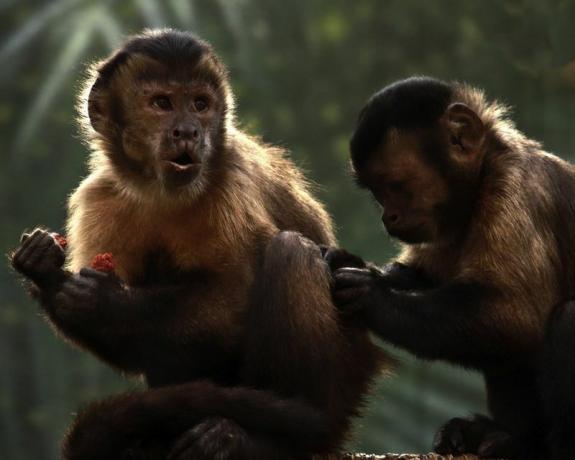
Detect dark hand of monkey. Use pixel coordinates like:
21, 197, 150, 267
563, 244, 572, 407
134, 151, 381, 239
331, 267, 386, 315
433, 415, 517, 458
11, 228, 66, 289
168, 417, 291, 460
321, 246, 367, 271
331, 262, 429, 314
11, 228, 127, 320
52, 268, 127, 317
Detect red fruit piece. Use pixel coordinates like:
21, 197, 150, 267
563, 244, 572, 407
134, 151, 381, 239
52, 233, 68, 249
91, 253, 115, 272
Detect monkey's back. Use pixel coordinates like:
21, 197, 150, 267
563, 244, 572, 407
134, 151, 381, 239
523, 149, 575, 299
398, 145, 575, 366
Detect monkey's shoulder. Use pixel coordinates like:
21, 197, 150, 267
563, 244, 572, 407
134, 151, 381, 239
227, 132, 335, 245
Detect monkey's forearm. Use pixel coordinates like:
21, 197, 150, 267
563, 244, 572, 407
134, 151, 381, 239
41, 277, 235, 371
364, 279, 507, 362
65, 381, 331, 459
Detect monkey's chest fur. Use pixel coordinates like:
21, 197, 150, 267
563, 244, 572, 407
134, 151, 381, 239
69, 198, 260, 386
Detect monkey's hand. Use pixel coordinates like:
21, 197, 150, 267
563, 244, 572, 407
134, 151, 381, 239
434, 415, 517, 458
168, 417, 290, 460
11, 228, 66, 289
321, 246, 367, 271
52, 268, 128, 318
331, 267, 386, 315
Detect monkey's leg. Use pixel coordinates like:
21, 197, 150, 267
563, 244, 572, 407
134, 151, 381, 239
239, 232, 380, 453
168, 232, 347, 459
170, 232, 381, 460
434, 367, 545, 459
541, 300, 575, 460
64, 381, 329, 460
482, 368, 546, 459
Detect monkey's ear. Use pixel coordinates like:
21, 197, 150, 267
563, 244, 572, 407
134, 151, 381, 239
444, 103, 485, 157
86, 52, 130, 135
87, 86, 108, 135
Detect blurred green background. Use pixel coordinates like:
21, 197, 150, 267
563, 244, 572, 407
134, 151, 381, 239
1, 0, 575, 458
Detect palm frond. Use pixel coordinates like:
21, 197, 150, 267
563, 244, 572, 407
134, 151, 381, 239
133, 0, 167, 28
168, 0, 198, 29
0, 0, 83, 61
14, 13, 98, 152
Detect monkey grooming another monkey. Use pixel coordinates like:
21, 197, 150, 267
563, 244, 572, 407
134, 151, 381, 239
326, 76, 575, 459
11, 29, 385, 459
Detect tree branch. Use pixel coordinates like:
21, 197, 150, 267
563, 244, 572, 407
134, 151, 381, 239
335, 454, 485, 459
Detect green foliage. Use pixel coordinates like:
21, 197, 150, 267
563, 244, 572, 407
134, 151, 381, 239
1, 0, 574, 458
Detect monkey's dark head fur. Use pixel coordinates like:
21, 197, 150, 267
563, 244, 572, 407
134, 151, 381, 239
350, 77, 453, 172
349, 76, 524, 244
79, 29, 235, 199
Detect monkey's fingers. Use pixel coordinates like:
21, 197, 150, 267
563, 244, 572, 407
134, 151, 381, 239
12, 229, 60, 279
18, 227, 51, 246
79, 267, 112, 280
168, 426, 211, 460
333, 286, 368, 301
332, 267, 372, 287
433, 419, 467, 455
323, 248, 366, 271
14, 229, 46, 263
168, 417, 231, 460
79, 268, 123, 292
57, 276, 96, 304
477, 431, 516, 458
440, 436, 466, 456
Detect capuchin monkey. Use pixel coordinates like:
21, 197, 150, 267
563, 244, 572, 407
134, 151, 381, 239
325, 76, 575, 460
11, 29, 386, 460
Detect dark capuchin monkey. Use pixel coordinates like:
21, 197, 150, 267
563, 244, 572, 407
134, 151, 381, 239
324, 76, 575, 460
10, 29, 386, 460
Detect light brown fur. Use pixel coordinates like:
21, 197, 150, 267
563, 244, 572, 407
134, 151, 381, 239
66, 125, 335, 350
12, 30, 385, 459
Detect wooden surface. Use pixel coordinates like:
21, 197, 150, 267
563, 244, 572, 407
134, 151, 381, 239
336, 454, 484, 459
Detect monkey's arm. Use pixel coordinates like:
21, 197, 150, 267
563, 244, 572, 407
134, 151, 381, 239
31, 270, 234, 372
323, 247, 434, 291
332, 267, 522, 363
11, 229, 239, 372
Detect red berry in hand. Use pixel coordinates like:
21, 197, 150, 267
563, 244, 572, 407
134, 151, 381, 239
52, 233, 68, 249
91, 253, 115, 272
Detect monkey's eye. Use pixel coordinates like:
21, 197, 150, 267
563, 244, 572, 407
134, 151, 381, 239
193, 97, 209, 112
151, 95, 172, 111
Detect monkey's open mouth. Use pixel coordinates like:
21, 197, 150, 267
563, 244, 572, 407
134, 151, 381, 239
171, 152, 194, 166
163, 152, 200, 171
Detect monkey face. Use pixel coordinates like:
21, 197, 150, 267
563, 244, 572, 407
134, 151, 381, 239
350, 77, 489, 244
356, 129, 450, 244
83, 31, 232, 196
120, 78, 223, 189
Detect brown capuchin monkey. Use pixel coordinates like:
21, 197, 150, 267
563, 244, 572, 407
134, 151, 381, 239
10, 29, 386, 460
324, 76, 575, 460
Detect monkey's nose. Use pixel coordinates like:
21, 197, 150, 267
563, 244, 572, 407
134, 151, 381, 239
172, 127, 199, 141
